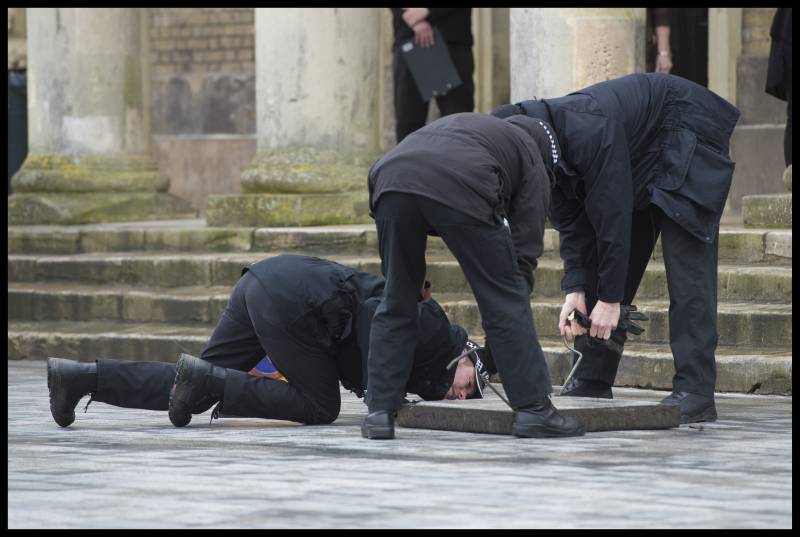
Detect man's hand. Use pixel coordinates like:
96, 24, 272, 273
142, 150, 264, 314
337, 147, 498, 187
589, 300, 620, 340
559, 291, 588, 339
411, 20, 434, 48
402, 7, 430, 28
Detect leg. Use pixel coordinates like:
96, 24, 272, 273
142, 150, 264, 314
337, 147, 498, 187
419, 198, 550, 407
365, 193, 429, 412
784, 49, 792, 166
393, 47, 429, 143
569, 208, 662, 388
94, 359, 177, 410
435, 44, 475, 117
659, 210, 718, 398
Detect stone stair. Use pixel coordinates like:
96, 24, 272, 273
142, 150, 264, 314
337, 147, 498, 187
7, 219, 792, 395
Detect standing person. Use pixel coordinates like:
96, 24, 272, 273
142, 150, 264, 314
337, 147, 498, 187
766, 7, 792, 167
493, 72, 740, 423
390, 8, 474, 143
362, 111, 586, 440
46, 255, 481, 429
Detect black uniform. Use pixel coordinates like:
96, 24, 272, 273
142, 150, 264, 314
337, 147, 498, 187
766, 7, 792, 166
499, 73, 741, 398
390, 8, 474, 143
91, 255, 465, 425
366, 112, 554, 412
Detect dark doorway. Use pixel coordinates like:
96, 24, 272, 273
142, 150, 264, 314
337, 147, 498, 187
646, 8, 709, 87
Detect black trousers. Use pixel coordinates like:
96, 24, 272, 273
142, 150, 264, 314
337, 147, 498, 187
92, 271, 344, 425
784, 50, 792, 166
365, 192, 552, 412
572, 205, 719, 398
393, 44, 474, 143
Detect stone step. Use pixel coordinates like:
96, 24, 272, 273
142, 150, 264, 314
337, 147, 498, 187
7, 220, 792, 264
8, 284, 793, 349
8, 253, 793, 303
743, 193, 792, 228
7, 321, 791, 395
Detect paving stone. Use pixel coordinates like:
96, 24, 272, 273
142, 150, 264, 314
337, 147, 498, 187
397, 388, 681, 434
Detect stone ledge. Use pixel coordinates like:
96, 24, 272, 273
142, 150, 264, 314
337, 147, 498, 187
743, 193, 792, 228
206, 192, 372, 227
397, 391, 680, 434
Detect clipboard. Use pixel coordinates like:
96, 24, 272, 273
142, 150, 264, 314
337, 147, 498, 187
400, 27, 463, 102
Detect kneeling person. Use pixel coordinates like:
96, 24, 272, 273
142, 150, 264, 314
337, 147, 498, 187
46, 254, 480, 429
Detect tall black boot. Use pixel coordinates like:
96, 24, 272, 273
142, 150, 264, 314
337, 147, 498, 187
168, 354, 226, 427
47, 357, 98, 427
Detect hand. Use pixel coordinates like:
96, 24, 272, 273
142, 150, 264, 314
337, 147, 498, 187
655, 54, 672, 73
559, 291, 588, 339
412, 20, 434, 48
402, 7, 430, 28
589, 301, 620, 340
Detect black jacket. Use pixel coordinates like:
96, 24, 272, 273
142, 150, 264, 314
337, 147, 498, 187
513, 73, 740, 302
766, 8, 792, 101
243, 254, 460, 400
368, 112, 553, 293
390, 8, 473, 48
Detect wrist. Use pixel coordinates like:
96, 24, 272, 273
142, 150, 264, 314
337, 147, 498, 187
657, 50, 671, 57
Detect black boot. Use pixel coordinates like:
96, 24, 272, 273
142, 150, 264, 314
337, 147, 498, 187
561, 377, 613, 399
660, 391, 717, 424
168, 354, 226, 427
361, 410, 395, 440
47, 357, 97, 427
512, 397, 586, 438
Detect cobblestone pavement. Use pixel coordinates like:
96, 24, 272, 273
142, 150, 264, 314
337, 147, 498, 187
8, 360, 792, 528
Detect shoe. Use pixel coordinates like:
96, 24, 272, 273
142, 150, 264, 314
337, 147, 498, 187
561, 377, 613, 398
660, 391, 717, 424
168, 354, 225, 427
361, 410, 395, 439
512, 397, 586, 438
47, 357, 97, 427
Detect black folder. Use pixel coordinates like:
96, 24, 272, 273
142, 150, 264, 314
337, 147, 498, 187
400, 27, 463, 102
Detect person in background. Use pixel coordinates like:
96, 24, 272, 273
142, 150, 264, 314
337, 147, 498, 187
390, 8, 474, 143
765, 7, 792, 167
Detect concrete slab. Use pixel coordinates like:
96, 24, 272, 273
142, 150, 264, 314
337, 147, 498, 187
397, 387, 680, 435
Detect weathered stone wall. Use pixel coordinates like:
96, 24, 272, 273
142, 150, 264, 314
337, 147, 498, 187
8, 8, 27, 70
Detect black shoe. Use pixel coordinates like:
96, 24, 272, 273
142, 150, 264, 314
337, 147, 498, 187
561, 377, 613, 399
168, 354, 225, 427
361, 410, 395, 440
512, 397, 586, 438
660, 391, 717, 424
47, 357, 97, 428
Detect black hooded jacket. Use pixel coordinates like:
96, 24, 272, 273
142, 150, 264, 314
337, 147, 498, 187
504, 73, 740, 302
243, 255, 464, 400
368, 112, 553, 293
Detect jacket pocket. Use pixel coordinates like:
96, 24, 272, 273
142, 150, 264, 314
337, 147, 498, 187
679, 140, 735, 214
657, 128, 697, 191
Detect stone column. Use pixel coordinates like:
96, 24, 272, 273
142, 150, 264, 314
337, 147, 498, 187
510, 8, 645, 101
206, 7, 382, 227
8, 7, 194, 225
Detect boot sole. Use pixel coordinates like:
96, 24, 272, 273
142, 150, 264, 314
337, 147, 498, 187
47, 357, 75, 428
680, 406, 718, 424
361, 425, 395, 440
512, 423, 586, 438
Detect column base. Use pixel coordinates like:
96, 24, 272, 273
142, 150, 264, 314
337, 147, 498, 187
206, 192, 371, 227
7, 192, 197, 226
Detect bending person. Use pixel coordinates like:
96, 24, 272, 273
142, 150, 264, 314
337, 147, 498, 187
364, 111, 585, 440
493, 72, 740, 423
46, 254, 483, 429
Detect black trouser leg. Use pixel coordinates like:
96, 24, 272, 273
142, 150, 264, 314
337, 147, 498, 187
93, 359, 177, 411
434, 44, 475, 117
365, 194, 429, 412
660, 212, 719, 397
572, 208, 661, 385
784, 52, 792, 166
425, 199, 551, 406
393, 47, 429, 143
205, 272, 342, 424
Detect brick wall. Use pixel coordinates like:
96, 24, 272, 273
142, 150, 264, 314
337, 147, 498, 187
150, 8, 256, 135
